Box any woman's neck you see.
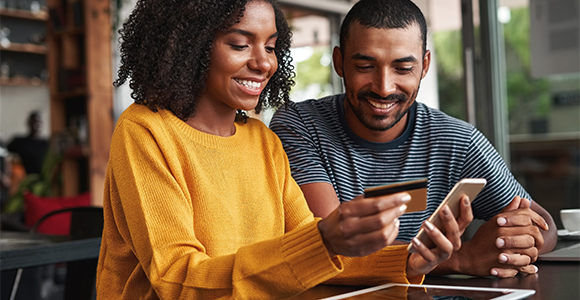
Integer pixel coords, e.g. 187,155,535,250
185,102,237,137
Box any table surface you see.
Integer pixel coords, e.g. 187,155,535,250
287,241,580,299
0,231,101,271
1,231,578,299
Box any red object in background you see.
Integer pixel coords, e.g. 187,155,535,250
24,192,91,235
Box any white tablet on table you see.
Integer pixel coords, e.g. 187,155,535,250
320,283,535,300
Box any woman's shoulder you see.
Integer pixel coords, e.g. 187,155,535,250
117,103,180,129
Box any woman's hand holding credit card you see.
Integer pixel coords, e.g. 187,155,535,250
363,178,428,212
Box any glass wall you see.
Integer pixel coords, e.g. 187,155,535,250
500,0,580,228
434,0,579,227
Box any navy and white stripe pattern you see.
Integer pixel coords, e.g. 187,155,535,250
270,94,531,241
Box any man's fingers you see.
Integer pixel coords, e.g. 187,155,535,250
498,252,531,267
496,208,549,231
496,235,535,249
490,268,518,278
502,247,539,263
518,198,532,209
518,264,538,275
341,192,411,218
502,195,522,211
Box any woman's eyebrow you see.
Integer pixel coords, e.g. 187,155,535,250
228,28,278,39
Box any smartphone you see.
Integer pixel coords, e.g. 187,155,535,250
407,178,487,252
363,178,428,213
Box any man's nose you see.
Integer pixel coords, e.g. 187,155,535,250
373,69,396,97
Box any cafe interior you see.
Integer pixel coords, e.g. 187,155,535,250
0,0,578,299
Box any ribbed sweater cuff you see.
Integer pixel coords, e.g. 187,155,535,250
376,245,424,284
281,220,343,289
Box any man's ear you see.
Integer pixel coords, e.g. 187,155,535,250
332,46,344,78
421,50,431,79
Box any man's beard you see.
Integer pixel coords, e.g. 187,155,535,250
345,88,417,132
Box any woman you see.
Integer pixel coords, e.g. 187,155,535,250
96,0,468,298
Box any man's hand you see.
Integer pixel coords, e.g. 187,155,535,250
407,196,473,277
318,192,410,257
448,196,549,278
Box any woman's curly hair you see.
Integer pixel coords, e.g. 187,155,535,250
114,0,294,121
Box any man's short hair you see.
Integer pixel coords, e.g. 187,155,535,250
339,0,428,55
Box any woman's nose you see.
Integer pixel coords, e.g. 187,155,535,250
249,49,275,74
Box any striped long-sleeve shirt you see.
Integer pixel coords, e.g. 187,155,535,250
270,94,531,241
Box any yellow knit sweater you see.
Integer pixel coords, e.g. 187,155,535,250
96,104,421,299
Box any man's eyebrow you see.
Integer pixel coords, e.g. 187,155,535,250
227,28,278,39
394,55,418,63
351,53,376,61
351,54,418,63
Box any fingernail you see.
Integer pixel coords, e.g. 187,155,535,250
413,237,422,246
425,220,435,231
395,218,400,228
441,205,450,216
497,217,507,226
491,269,498,276
499,254,508,263
544,222,549,230
463,197,470,206
401,194,411,202
399,204,407,213
496,238,505,248
533,265,538,273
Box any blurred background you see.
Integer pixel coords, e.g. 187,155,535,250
1,0,578,229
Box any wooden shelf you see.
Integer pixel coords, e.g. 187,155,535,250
0,8,48,21
1,42,47,54
46,0,113,204
0,76,46,86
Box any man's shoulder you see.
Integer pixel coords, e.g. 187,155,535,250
273,94,341,118
415,102,473,132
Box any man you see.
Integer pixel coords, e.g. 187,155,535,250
7,111,49,175
270,0,556,278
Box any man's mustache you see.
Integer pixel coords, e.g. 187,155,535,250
357,91,407,102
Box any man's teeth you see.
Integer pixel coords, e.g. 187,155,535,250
236,79,261,89
368,100,396,109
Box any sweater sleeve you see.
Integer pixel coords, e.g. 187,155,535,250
104,118,342,299
327,245,424,285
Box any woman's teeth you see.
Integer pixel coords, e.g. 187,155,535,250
236,79,261,90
